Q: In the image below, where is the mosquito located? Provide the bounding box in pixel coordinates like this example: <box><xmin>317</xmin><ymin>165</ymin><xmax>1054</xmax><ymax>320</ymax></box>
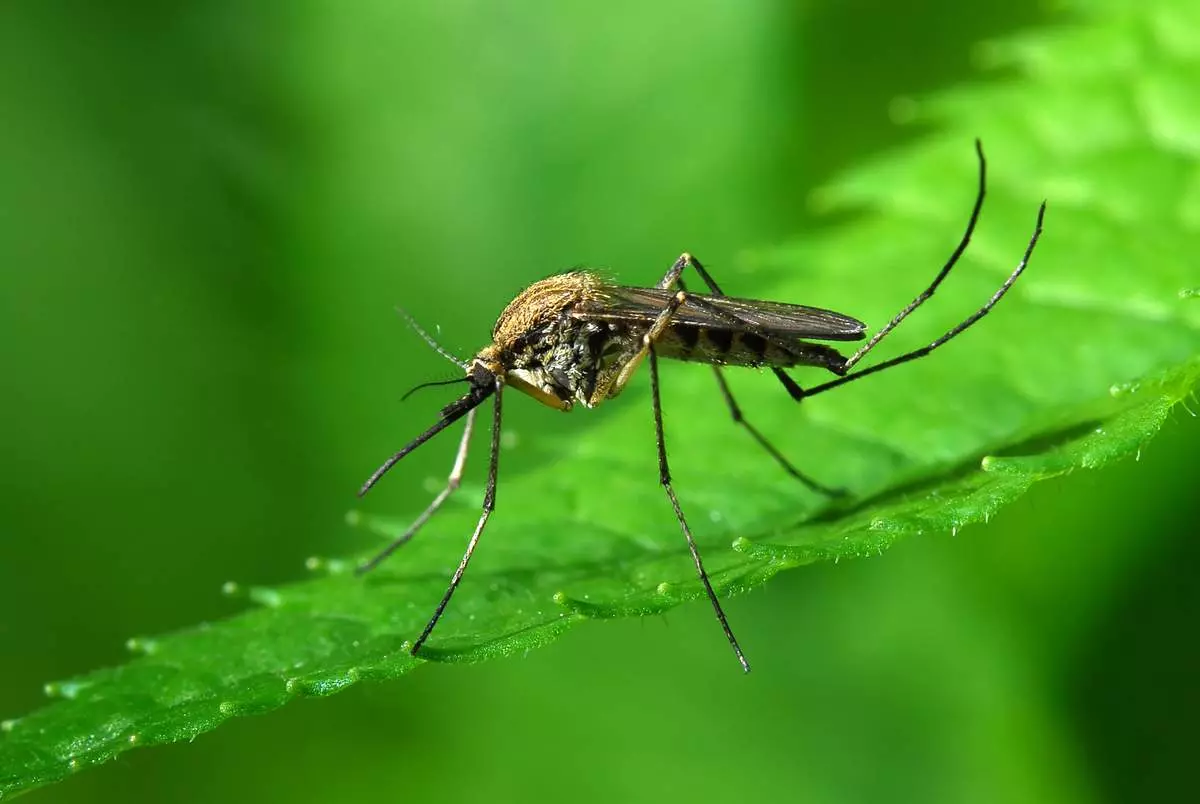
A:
<box><xmin>357</xmin><ymin>140</ymin><xmax>1046</xmax><ymax>672</ymax></box>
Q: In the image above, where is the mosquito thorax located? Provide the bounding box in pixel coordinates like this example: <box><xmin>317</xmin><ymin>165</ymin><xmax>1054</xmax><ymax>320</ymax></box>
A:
<box><xmin>490</xmin><ymin>271</ymin><xmax>602</xmax><ymax>347</ymax></box>
<box><xmin>470</xmin><ymin>272</ymin><xmax>634</xmax><ymax>412</ymax></box>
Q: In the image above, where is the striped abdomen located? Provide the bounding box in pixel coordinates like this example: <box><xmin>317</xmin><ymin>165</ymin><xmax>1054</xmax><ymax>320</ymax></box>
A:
<box><xmin>656</xmin><ymin>324</ymin><xmax>848</xmax><ymax>371</ymax></box>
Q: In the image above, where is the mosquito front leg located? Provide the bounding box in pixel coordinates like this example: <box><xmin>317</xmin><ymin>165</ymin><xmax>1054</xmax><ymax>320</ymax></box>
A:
<box><xmin>357</xmin><ymin>406</ymin><xmax>478</xmax><ymax>575</ymax></box>
<box><xmin>411</xmin><ymin>383</ymin><xmax>504</xmax><ymax>656</ymax></box>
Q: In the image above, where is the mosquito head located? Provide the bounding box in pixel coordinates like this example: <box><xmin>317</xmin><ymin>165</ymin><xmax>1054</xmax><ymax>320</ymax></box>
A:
<box><xmin>457</xmin><ymin>358</ymin><xmax>500</xmax><ymax>409</ymax></box>
<box><xmin>469</xmin><ymin>344</ymin><xmax>507</xmax><ymax>379</ymax></box>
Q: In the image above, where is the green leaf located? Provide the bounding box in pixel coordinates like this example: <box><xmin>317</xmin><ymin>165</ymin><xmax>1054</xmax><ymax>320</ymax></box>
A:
<box><xmin>3</xmin><ymin>0</ymin><xmax>1199</xmax><ymax>797</ymax></box>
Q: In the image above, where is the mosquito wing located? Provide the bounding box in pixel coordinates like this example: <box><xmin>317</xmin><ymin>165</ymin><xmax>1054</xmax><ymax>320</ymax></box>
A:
<box><xmin>571</xmin><ymin>285</ymin><xmax>865</xmax><ymax>370</ymax></box>
<box><xmin>578</xmin><ymin>285</ymin><xmax>866</xmax><ymax>342</ymax></box>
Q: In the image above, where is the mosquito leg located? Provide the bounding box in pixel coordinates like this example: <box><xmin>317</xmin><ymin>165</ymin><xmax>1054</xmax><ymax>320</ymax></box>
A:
<box><xmin>649</xmin><ymin>346</ymin><xmax>750</xmax><ymax>673</ymax></box>
<box><xmin>838</xmin><ymin>138</ymin><xmax>988</xmax><ymax>374</ymax></box>
<box><xmin>610</xmin><ymin>275</ymin><xmax>813</xmax><ymax>395</ymax></box>
<box><xmin>655</xmin><ymin>250</ymin><xmax>729</xmax><ymax>295</ymax></box>
<box><xmin>672</xmin><ymin>142</ymin><xmax>999</xmax><ymax>402</ymax></box>
<box><xmin>608</xmin><ymin>284</ymin><xmax>693</xmax><ymax>394</ymax></box>
<box><xmin>708</xmin><ymin>365</ymin><xmax>845</xmax><ymax>496</ymax></box>
<box><xmin>411</xmin><ymin>383</ymin><xmax>504</xmax><ymax>656</ymax></box>
<box><xmin>667</xmin><ymin>260</ymin><xmax>847</xmax><ymax>386</ymax></box>
<box><xmin>795</xmin><ymin>201</ymin><xmax>1045</xmax><ymax>400</ymax></box>
<box><xmin>356</xmin><ymin>406</ymin><xmax>478</xmax><ymax>575</ymax></box>
<box><xmin>686</xmin><ymin>154</ymin><xmax>1041</xmax><ymax>403</ymax></box>
<box><xmin>654</xmin><ymin>253</ymin><xmax>694</xmax><ymax>290</ymax></box>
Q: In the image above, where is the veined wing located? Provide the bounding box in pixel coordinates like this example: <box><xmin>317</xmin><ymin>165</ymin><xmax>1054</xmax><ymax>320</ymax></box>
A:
<box><xmin>577</xmin><ymin>285</ymin><xmax>866</xmax><ymax>342</ymax></box>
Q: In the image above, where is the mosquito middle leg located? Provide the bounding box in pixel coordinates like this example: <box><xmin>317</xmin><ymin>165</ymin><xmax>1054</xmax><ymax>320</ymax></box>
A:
<box><xmin>649</xmin><ymin>346</ymin><xmax>750</xmax><ymax>672</ymax></box>
<box><xmin>654</xmin><ymin>250</ymin><xmax>729</xmax><ymax>295</ymax></box>
<box><xmin>608</xmin><ymin>283</ymin><xmax>692</xmax><ymax>395</ymax></box>
<box><xmin>609</xmin><ymin>270</ymin><xmax>806</xmax><ymax>396</ymax></box>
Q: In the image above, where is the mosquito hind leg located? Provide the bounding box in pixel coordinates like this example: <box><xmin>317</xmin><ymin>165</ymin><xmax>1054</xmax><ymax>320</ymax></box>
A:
<box><xmin>708</xmin><ymin>366</ymin><xmax>845</xmax><ymax>496</ymax></box>
<box><xmin>833</xmin><ymin>138</ymin><xmax>988</xmax><ymax>376</ymax></box>
<box><xmin>788</xmin><ymin>200</ymin><xmax>1045</xmax><ymax>401</ymax></box>
<box><xmin>667</xmin><ymin>268</ymin><xmax>843</xmax><ymax>496</ymax></box>
<box><xmin>724</xmin><ymin>142</ymin><xmax>1043</xmax><ymax>403</ymax></box>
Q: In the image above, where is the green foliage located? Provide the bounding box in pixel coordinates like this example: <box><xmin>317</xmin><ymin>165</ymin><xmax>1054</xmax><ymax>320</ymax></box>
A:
<box><xmin>2</xmin><ymin>361</ymin><xmax>1198</xmax><ymax>798</ymax></box>
<box><xmin>2</xmin><ymin>0</ymin><xmax>1200</xmax><ymax>799</ymax></box>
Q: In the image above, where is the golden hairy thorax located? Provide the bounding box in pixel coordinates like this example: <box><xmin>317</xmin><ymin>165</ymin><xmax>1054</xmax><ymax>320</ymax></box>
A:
<box><xmin>473</xmin><ymin>272</ymin><xmax>635</xmax><ymax>412</ymax></box>
<box><xmin>490</xmin><ymin>271</ymin><xmax>604</xmax><ymax>345</ymax></box>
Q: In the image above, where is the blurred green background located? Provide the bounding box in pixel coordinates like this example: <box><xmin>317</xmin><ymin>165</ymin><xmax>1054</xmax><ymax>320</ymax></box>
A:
<box><xmin>2</xmin><ymin>1</ymin><xmax>1197</xmax><ymax>802</ymax></box>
